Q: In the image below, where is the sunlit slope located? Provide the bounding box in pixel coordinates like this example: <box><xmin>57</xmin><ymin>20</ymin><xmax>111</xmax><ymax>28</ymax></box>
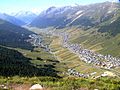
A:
<box><xmin>50</xmin><ymin>36</ymin><xmax>106</xmax><ymax>77</ymax></box>
<box><xmin>68</xmin><ymin>27</ymin><xmax>120</xmax><ymax>57</ymax></box>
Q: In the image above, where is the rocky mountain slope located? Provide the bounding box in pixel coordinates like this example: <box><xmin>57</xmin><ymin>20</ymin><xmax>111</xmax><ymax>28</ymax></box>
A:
<box><xmin>30</xmin><ymin>2</ymin><xmax>120</xmax><ymax>29</ymax></box>
<box><xmin>0</xmin><ymin>13</ymin><xmax>26</xmax><ymax>26</ymax></box>
<box><xmin>13</xmin><ymin>11</ymin><xmax>37</xmax><ymax>24</ymax></box>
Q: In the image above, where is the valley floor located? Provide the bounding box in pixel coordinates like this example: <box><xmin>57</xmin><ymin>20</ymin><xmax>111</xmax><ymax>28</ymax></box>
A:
<box><xmin>0</xmin><ymin>27</ymin><xmax>120</xmax><ymax>90</ymax></box>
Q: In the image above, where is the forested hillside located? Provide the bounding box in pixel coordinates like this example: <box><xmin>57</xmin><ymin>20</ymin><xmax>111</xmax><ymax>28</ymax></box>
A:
<box><xmin>0</xmin><ymin>46</ymin><xmax>59</xmax><ymax>77</ymax></box>
<box><xmin>0</xmin><ymin>19</ymin><xmax>34</xmax><ymax>50</ymax></box>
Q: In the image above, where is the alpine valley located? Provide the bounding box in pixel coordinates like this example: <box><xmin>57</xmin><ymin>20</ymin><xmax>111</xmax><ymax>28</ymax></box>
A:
<box><xmin>0</xmin><ymin>1</ymin><xmax>120</xmax><ymax>90</ymax></box>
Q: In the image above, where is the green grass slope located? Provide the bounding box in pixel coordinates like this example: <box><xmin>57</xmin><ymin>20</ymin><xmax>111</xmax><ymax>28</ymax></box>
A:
<box><xmin>0</xmin><ymin>46</ymin><xmax>59</xmax><ymax>77</ymax></box>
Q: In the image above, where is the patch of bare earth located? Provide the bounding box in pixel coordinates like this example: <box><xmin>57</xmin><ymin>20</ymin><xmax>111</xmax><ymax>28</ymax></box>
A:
<box><xmin>9</xmin><ymin>84</ymin><xmax>31</xmax><ymax>90</ymax></box>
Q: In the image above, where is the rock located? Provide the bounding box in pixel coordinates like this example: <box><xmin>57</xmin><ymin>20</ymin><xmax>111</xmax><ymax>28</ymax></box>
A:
<box><xmin>3</xmin><ymin>86</ymin><xmax>8</xmax><ymax>89</ymax></box>
<box><xmin>94</xmin><ymin>89</ymin><xmax>99</xmax><ymax>90</ymax></box>
<box><xmin>0</xmin><ymin>84</ymin><xmax>4</xmax><ymax>87</ymax></box>
<box><xmin>29</xmin><ymin>84</ymin><xmax>43</xmax><ymax>90</ymax></box>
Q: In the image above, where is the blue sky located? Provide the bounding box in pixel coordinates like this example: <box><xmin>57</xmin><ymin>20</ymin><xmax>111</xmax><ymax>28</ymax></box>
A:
<box><xmin>0</xmin><ymin>0</ymin><xmax>118</xmax><ymax>14</ymax></box>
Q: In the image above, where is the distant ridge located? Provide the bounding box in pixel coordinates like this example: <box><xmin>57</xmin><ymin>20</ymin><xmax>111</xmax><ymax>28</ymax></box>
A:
<box><xmin>12</xmin><ymin>11</ymin><xmax>37</xmax><ymax>24</ymax></box>
<box><xmin>30</xmin><ymin>2</ymin><xmax>120</xmax><ymax>30</ymax></box>
<box><xmin>0</xmin><ymin>13</ymin><xmax>26</xmax><ymax>26</ymax></box>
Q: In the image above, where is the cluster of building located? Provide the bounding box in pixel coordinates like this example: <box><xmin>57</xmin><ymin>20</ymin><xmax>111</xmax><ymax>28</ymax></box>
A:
<box><xmin>53</xmin><ymin>32</ymin><xmax>120</xmax><ymax>69</ymax></box>
<box><xmin>28</xmin><ymin>34</ymin><xmax>42</xmax><ymax>46</ymax></box>
<box><xmin>32</xmin><ymin>31</ymin><xmax>120</xmax><ymax>69</ymax></box>
<box><xmin>68</xmin><ymin>68</ymin><xmax>116</xmax><ymax>79</ymax></box>
<box><xmin>28</xmin><ymin>34</ymin><xmax>50</xmax><ymax>52</ymax></box>
<box><xmin>67</xmin><ymin>69</ymin><xmax>97</xmax><ymax>78</ymax></box>
<box><xmin>67</xmin><ymin>69</ymin><xmax>89</xmax><ymax>78</ymax></box>
<box><xmin>67</xmin><ymin>44</ymin><xmax>120</xmax><ymax>69</ymax></box>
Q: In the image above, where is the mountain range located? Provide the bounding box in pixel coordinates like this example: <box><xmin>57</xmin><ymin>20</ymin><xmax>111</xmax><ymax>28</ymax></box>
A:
<box><xmin>0</xmin><ymin>11</ymin><xmax>38</xmax><ymax>26</ymax></box>
<box><xmin>30</xmin><ymin>2</ymin><xmax>120</xmax><ymax>31</ymax></box>
<box><xmin>12</xmin><ymin>11</ymin><xmax>37</xmax><ymax>24</ymax></box>
<box><xmin>0</xmin><ymin>13</ymin><xmax>26</xmax><ymax>26</ymax></box>
<box><xmin>29</xmin><ymin>1</ymin><xmax>120</xmax><ymax>56</ymax></box>
<box><xmin>0</xmin><ymin>1</ymin><xmax>120</xmax><ymax>50</ymax></box>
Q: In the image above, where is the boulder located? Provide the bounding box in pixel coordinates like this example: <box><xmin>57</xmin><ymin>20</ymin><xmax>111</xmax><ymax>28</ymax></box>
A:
<box><xmin>29</xmin><ymin>84</ymin><xmax>43</xmax><ymax>90</ymax></box>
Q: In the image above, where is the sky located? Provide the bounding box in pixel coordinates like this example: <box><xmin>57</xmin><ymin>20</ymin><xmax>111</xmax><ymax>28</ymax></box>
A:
<box><xmin>0</xmin><ymin>0</ymin><xmax>118</xmax><ymax>14</ymax></box>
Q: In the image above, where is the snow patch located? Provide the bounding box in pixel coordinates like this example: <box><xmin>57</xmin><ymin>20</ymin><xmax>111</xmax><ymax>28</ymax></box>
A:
<box><xmin>75</xmin><ymin>10</ymin><xmax>83</xmax><ymax>15</ymax></box>
<box><xmin>67</xmin><ymin>13</ymin><xmax>84</xmax><ymax>26</ymax></box>
<box><xmin>110</xmin><ymin>19</ymin><xmax>116</xmax><ymax>23</ymax></box>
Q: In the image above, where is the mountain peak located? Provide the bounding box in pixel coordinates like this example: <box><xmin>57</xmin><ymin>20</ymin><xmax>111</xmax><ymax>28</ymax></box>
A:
<box><xmin>13</xmin><ymin>11</ymin><xmax>37</xmax><ymax>17</ymax></box>
<box><xmin>0</xmin><ymin>13</ymin><xmax>26</xmax><ymax>26</ymax></box>
<box><xmin>12</xmin><ymin>11</ymin><xmax>37</xmax><ymax>24</ymax></box>
<box><xmin>30</xmin><ymin>1</ymin><xmax>120</xmax><ymax>28</ymax></box>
